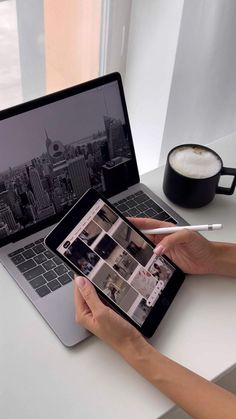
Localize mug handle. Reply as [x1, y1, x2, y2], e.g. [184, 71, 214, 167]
[216, 167, 236, 195]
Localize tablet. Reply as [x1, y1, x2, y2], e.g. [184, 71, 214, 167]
[45, 188, 185, 337]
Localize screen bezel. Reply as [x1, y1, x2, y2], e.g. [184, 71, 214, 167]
[0, 72, 140, 247]
[45, 188, 185, 338]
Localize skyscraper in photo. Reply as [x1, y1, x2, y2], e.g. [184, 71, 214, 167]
[0, 202, 18, 232]
[104, 116, 126, 159]
[29, 166, 50, 209]
[0, 221, 9, 238]
[68, 156, 91, 197]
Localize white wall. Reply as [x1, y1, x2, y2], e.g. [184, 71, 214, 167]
[124, 0, 184, 174]
[160, 0, 236, 164]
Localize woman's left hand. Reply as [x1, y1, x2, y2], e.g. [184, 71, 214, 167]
[74, 276, 146, 356]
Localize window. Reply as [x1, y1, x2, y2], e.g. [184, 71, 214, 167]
[0, 0, 131, 110]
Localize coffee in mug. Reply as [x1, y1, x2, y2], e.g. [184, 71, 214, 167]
[163, 144, 236, 208]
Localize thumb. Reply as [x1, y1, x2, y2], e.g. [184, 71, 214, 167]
[75, 276, 103, 313]
[153, 229, 194, 255]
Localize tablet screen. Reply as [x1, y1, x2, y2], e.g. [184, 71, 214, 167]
[56, 198, 176, 326]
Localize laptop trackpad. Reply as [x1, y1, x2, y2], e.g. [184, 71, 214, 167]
[37, 282, 91, 347]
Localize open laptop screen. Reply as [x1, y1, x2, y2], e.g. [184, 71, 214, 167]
[0, 73, 139, 245]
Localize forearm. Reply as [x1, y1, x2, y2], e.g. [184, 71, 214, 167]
[121, 339, 236, 419]
[212, 242, 236, 277]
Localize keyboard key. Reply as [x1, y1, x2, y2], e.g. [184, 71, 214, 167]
[147, 201, 163, 213]
[33, 244, 46, 254]
[145, 208, 158, 217]
[133, 194, 149, 204]
[54, 265, 68, 276]
[24, 265, 45, 281]
[22, 249, 36, 259]
[47, 280, 61, 291]
[44, 270, 57, 282]
[58, 273, 72, 286]
[53, 256, 63, 266]
[30, 275, 46, 289]
[36, 285, 51, 297]
[136, 203, 148, 211]
[44, 250, 54, 259]
[68, 270, 75, 278]
[42, 260, 56, 271]
[117, 198, 127, 204]
[155, 211, 170, 221]
[128, 207, 140, 216]
[35, 238, 44, 244]
[34, 254, 47, 264]
[24, 243, 35, 249]
[18, 259, 36, 273]
[126, 199, 137, 208]
[11, 254, 25, 265]
[9, 248, 24, 257]
[117, 203, 129, 212]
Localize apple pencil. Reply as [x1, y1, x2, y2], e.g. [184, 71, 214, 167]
[140, 223, 223, 235]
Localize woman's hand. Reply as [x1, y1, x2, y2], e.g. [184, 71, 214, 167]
[74, 276, 146, 356]
[130, 218, 218, 275]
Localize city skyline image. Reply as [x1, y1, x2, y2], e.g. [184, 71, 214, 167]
[0, 115, 131, 239]
[0, 82, 133, 239]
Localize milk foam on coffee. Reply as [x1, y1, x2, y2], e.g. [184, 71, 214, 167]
[169, 146, 222, 179]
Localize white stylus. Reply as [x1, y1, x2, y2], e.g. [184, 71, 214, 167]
[140, 223, 223, 235]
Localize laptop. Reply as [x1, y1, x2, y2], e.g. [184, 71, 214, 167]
[0, 72, 186, 347]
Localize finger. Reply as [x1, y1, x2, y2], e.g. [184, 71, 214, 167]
[128, 217, 175, 245]
[153, 229, 198, 255]
[128, 217, 174, 230]
[74, 276, 91, 321]
[75, 276, 104, 314]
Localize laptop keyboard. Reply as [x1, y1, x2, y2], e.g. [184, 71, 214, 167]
[114, 190, 177, 222]
[8, 190, 176, 298]
[8, 238, 74, 298]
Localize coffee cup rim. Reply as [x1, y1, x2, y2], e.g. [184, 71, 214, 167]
[167, 143, 223, 180]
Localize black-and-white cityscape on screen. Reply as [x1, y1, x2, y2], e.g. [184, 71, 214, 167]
[0, 83, 132, 239]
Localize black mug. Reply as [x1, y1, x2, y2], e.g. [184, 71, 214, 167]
[163, 144, 236, 208]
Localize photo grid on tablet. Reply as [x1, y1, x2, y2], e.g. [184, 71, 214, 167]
[57, 199, 175, 326]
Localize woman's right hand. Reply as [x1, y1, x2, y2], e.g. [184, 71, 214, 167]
[130, 218, 218, 275]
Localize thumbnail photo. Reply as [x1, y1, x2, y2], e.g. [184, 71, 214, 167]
[92, 263, 139, 311]
[131, 298, 152, 326]
[130, 267, 158, 299]
[93, 204, 118, 232]
[94, 234, 138, 280]
[64, 238, 99, 276]
[112, 222, 153, 266]
[78, 220, 102, 246]
[148, 256, 174, 283]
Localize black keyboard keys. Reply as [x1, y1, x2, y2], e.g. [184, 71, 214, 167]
[36, 285, 51, 297]
[115, 190, 176, 223]
[24, 265, 45, 281]
[10, 254, 25, 265]
[30, 275, 46, 289]
[47, 280, 61, 291]
[18, 259, 36, 273]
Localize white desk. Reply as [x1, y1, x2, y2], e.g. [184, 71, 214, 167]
[1, 134, 236, 419]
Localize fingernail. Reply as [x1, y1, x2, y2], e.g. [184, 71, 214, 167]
[154, 245, 165, 255]
[75, 277, 86, 289]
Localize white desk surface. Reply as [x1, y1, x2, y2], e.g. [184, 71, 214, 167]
[1, 134, 236, 419]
